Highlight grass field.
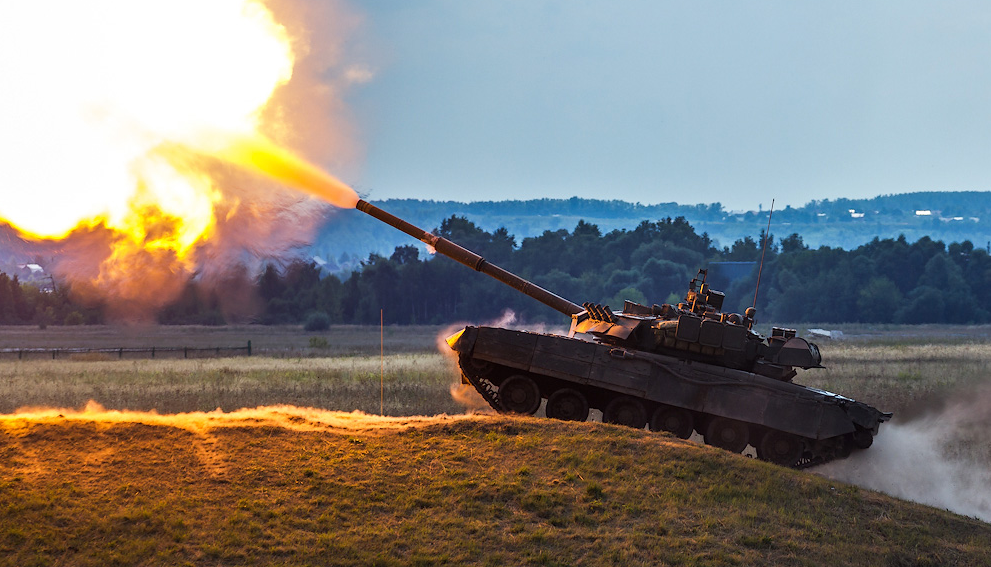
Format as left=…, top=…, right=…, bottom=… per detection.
left=1, top=323, right=990, bottom=565
left=2, top=410, right=989, bottom=566
left=2, top=323, right=989, bottom=416
left=0, top=324, right=442, bottom=357
left=0, top=324, right=463, bottom=415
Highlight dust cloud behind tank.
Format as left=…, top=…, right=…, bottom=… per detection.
left=356, top=200, right=891, bottom=468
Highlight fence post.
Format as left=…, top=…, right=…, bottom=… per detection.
left=184, top=347, right=188, bottom=359
left=151, top=347, right=155, bottom=358
left=247, top=340, right=252, bottom=356
left=18, top=349, right=22, bottom=360
left=53, top=349, right=57, bottom=360
left=119, top=348, right=123, bottom=359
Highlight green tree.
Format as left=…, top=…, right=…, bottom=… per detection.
left=856, top=277, right=903, bottom=323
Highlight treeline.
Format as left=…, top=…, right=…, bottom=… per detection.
left=274, top=217, right=991, bottom=326
left=264, top=216, right=726, bottom=326
left=0, top=273, right=101, bottom=326
left=4, top=215, right=991, bottom=326
left=725, top=235, right=991, bottom=324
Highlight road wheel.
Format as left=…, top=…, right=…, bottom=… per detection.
left=649, top=406, right=695, bottom=439
left=757, top=430, right=803, bottom=466
left=546, top=389, right=590, bottom=422
left=603, top=396, right=647, bottom=429
left=704, top=417, right=749, bottom=453
left=498, top=375, right=541, bottom=415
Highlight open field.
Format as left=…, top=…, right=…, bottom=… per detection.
left=0, top=324, right=462, bottom=415
left=0, top=354, right=464, bottom=416
left=2, top=323, right=990, bottom=416
left=1, top=323, right=990, bottom=564
left=806, top=341, right=991, bottom=415
left=0, top=324, right=444, bottom=357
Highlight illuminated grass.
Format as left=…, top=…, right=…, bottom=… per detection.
left=0, top=416, right=988, bottom=566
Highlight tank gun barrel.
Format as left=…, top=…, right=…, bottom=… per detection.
left=356, top=199, right=583, bottom=317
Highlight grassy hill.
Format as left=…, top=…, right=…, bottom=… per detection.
left=1, top=408, right=988, bottom=566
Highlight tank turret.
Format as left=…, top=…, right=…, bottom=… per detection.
left=572, top=269, right=822, bottom=382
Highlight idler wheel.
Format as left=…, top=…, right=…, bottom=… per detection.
left=649, top=406, right=695, bottom=439
left=757, top=430, right=803, bottom=466
left=499, top=375, right=541, bottom=415
left=603, top=396, right=647, bottom=429
left=851, top=429, right=874, bottom=450
left=461, top=355, right=494, bottom=378
left=704, top=417, right=750, bottom=453
left=546, top=389, right=590, bottom=422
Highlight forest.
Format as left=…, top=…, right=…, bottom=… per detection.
left=2, top=214, right=990, bottom=327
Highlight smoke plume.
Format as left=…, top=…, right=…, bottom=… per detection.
left=816, top=382, right=991, bottom=523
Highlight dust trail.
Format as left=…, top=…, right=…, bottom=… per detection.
left=816, top=384, right=991, bottom=523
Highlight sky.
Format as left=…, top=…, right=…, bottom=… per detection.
left=342, top=1, right=991, bottom=211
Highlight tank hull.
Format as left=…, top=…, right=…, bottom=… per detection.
left=450, top=325, right=890, bottom=467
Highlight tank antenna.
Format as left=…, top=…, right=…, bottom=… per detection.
left=752, top=198, right=775, bottom=310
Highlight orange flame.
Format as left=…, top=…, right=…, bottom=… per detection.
left=0, top=0, right=363, bottom=319
left=217, top=134, right=359, bottom=209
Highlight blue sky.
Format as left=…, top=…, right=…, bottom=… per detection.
left=346, top=1, right=991, bottom=210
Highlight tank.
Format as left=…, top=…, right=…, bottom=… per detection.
left=355, top=199, right=892, bottom=468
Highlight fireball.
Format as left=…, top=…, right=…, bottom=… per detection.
left=0, top=0, right=359, bottom=318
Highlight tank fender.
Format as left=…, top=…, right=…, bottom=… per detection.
left=446, top=326, right=478, bottom=355
left=844, top=402, right=893, bottom=433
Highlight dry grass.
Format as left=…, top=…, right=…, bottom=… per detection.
left=0, top=354, right=464, bottom=416
left=0, top=324, right=462, bottom=415
left=801, top=341, right=991, bottom=416
left=0, top=413, right=988, bottom=567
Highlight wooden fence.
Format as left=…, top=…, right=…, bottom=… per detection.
left=0, top=341, right=252, bottom=361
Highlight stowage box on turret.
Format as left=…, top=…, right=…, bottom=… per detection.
left=356, top=199, right=891, bottom=468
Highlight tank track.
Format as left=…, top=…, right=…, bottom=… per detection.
left=458, top=356, right=866, bottom=470
left=458, top=355, right=501, bottom=412
left=792, top=435, right=858, bottom=469
left=795, top=456, right=824, bottom=469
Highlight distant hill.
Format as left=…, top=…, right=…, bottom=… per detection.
left=308, top=191, right=991, bottom=272
left=4, top=191, right=991, bottom=275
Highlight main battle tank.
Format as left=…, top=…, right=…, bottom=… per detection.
left=355, top=199, right=891, bottom=468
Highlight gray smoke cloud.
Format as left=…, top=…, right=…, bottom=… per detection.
left=816, top=383, right=991, bottom=523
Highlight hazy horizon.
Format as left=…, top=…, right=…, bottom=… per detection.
left=357, top=188, right=984, bottom=212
